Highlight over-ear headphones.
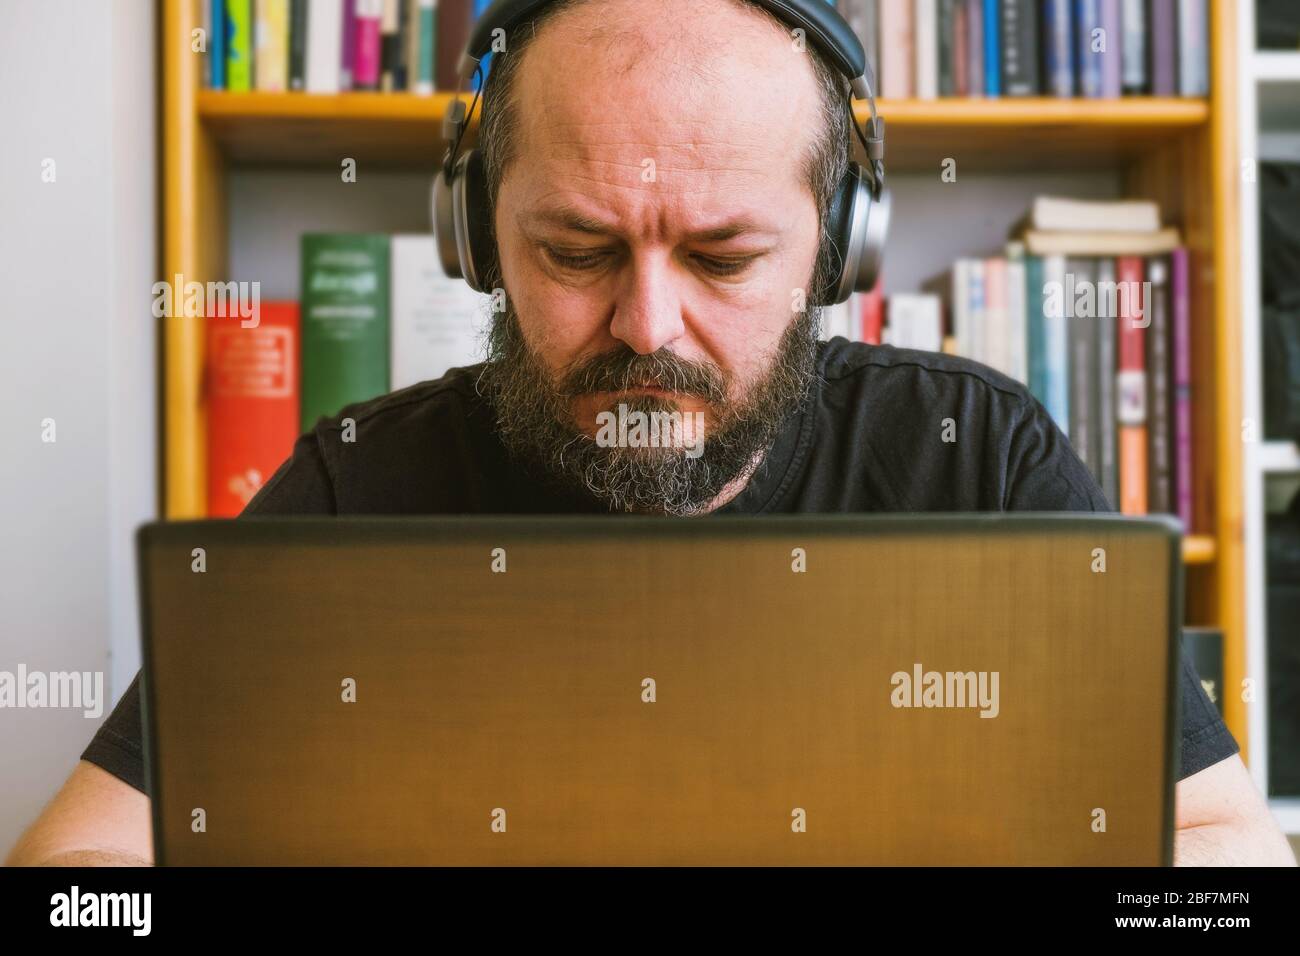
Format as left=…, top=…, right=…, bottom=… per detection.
left=433, top=0, right=890, bottom=306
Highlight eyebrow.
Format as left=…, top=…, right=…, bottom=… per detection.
left=520, top=206, right=779, bottom=242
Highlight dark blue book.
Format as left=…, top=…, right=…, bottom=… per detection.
left=470, top=0, right=492, bottom=92
left=1075, top=0, right=1104, bottom=98
left=1043, top=0, right=1074, bottom=97
left=983, top=0, right=1001, bottom=96
left=999, top=0, right=1039, bottom=96
left=210, top=0, right=227, bottom=89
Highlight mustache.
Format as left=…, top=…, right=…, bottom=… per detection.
left=560, top=346, right=728, bottom=404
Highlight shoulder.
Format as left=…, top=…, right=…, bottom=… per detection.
left=243, top=365, right=493, bottom=515
left=820, top=337, right=1033, bottom=410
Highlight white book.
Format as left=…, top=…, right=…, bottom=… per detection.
left=1005, top=245, right=1028, bottom=385
left=967, top=259, right=986, bottom=367
left=913, top=0, right=938, bottom=100
left=820, top=299, right=854, bottom=341
left=887, top=294, right=943, bottom=353
left=1042, top=254, right=1070, bottom=437
left=952, top=259, right=972, bottom=360
left=306, top=0, right=344, bottom=94
left=390, top=235, right=493, bottom=390
left=1031, top=195, right=1161, bottom=233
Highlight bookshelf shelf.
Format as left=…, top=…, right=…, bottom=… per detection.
left=165, top=3, right=1249, bottom=747
left=196, top=91, right=1210, bottom=171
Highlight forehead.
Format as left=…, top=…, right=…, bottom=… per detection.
left=504, top=0, right=824, bottom=231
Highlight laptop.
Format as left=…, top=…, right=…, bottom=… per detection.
left=137, top=514, right=1182, bottom=865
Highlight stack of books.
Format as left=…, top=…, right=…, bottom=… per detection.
left=205, top=0, right=494, bottom=94
left=837, top=0, right=1209, bottom=99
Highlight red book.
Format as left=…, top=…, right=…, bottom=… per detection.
left=1116, top=256, right=1147, bottom=515
left=205, top=301, right=301, bottom=518
left=859, top=280, right=885, bottom=345
left=352, top=0, right=383, bottom=90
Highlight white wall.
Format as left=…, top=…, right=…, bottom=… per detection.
left=0, top=0, right=156, bottom=857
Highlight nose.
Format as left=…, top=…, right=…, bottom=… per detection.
left=608, top=253, right=686, bottom=355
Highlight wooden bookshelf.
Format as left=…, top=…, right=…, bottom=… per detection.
left=162, top=3, right=1248, bottom=745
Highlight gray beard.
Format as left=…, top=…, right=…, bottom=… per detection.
left=478, top=298, right=822, bottom=516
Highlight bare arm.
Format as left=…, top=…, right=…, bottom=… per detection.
left=5, top=761, right=153, bottom=867
left=1174, top=754, right=1296, bottom=866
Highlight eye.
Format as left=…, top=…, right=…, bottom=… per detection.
left=693, top=254, right=754, bottom=278
left=546, top=247, right=609, bottom=272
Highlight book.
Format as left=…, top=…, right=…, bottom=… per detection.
left=880, top=1, right=914, bottom=98
left=1022, top=227, right=1182, bottom=257
left=1066, top=257, right=1099, bottom=478
left=1029, top=196, right=1161, bottom=233
left=1120, top=0, right=1147, bottom=93
left=1149, top=0, right=1178, bottom=97
left=210, top=0, right=227, bottom=90
left=1171, top=247, right=1193, bottom=529
left=984, top=256, right=1010, bottom=376
left=288, top=0, right=308, bottom=91
left=437, top=0, right=473, bottom=91
left=390, top=235, right=491, bottom=389
left=381, top=0, right=403, bottom=91
left=414, top=0, right=437, bottom=95
left=838, top=1, right=881, bottom=80
left=353, top=0, right=384, bottom=90
left=1042, top=0, right=1074, bottom=97
left=471, top=0, right=494, bottom=92
left=1075, top=0, right=1103, bottom=98
left=952, top=0, right=969, bottom=96
left=915, top=0, right=939, bottom=100
left=1116, top=255, right=1148, bottom=515
left=967, top=0, right=985, bottom=96
left=226, top=0, right=254, bottom=92
left=1146, top=255, right=1173, bottom=514
left=1096, top=258, right=1119, bottom=508
left=1178, top=0, right=1209, bottom=96
left=999, top=0, right=1039, bottom=97
left=886, top=294, right=944, bottom=352
left=254, top=0, right=290, bottom=93
left=1006, top=243, right=1027, bottom=384
left=1025, top=255, right=1048, bottom=407
left=860, top=282, right=885, bottom=345
left=340, top=0, right=358, bottom=89
left=1042, top=254, right=1070, bottom=435
left=300, top=234, right=391, bottom=432
left=306, top=0, right=344, bottom=93
left=982, top=0, right=1000, bottom=95
left=206, top=302, right=300, bottom=518
left=1099, top=0, right=1122, bottom=97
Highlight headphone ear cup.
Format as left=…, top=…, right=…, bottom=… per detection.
left=818, top=163, right=890, bottom=306
left=818, top=169, right=859, bottom=307
left=458, top=149, right=495, bottom=293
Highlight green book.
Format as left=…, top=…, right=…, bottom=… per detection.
left=300, top=234, right=391, bottom=432
left=225, top=0, right=253, bottom=92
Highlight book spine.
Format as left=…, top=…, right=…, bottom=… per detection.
left=394, top=0, right=411, bottom=90
left=437, top=0, right=473, bottom=93
left=1117, top=255, right=1147, bottom=514
left=341, top=0, right=358, bottom=90
left=1099, top=0, right=1122, bottom=97
left=300, top=234, right=392, bottom=432
left=1043, top=255, right=1069, bottom=435
left=1067, top=258, right=1097, bottom=479
left=985, top=257, right=1009, bottom=376
left=1025, top=256, right=1049, bottom=407
left=1006, top=250, right=1027, bottom=384
left=353, top=0, right=384, bottom=90
left=880, top=1, right=915, bottom=98
left=1146, top=255, right=1173, bottom=514
left=860, top=282, right=885, bottom=345
left=1120, top=0, right=1146, bottom=93
left=211, top=0, right=227, bottom=90
left=1171, top=247, right=1193, bottom=529
left=206, top=302, right=301, bottom=518
left=967, top=0, right=984, bottom=96
left=1096, top=258, right=1119, bottom=509
left=255, top=0, right=290, bottom=93
left=306, top=0, right=344, bottom=93
left=916, top=0, right=939, bottom=99
left=968, top=259, right=987, bottom=366
left=470, top=0, right=493, bottom=93
left=381, top=0, right=402, bottom=91
left=418, top=0, right=437, bottom=93
left=226, top=0, right=254, bottom=92
left=390, top=235, right=489, bottom=389
left=288, top=0, right=308, bottom=90
left=1075, top=0, right=1103, bottom=98
left=982, top=0, right=1000, bottom=95
left=941, top=0, right=961, bottom=95
left=1042, top=0, right=1074, bottom=97
left=953, top=0, right=969, bottom=96
left=1178, top=0, right=1208, bottom=96
left=1000, top=0, right=1040, bottom=96
left=1149, top=0, right=1177, bottom=96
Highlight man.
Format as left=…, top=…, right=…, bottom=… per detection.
left=8, top=0, right=1294, bottom=866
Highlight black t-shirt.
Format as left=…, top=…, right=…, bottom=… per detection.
left=82, top=339, right=1238, bottom=792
